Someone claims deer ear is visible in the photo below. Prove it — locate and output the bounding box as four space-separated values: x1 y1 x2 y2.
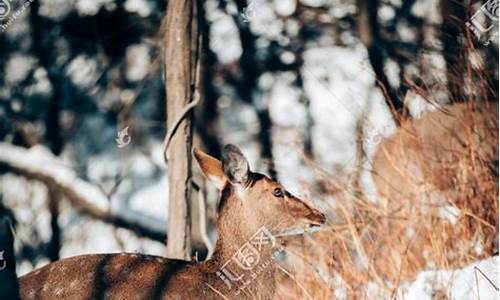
193 148 227 189
222 144 250 185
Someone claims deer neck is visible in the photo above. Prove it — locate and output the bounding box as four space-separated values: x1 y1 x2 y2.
204 188 279 297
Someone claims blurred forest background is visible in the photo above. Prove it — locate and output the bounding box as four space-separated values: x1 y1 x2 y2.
0 0 498 298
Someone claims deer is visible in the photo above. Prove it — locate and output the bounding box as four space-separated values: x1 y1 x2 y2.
18 144 326 300
369 101 498 277
372 101 498 207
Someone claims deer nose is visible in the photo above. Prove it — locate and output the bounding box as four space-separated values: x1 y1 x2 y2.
307 209 326 226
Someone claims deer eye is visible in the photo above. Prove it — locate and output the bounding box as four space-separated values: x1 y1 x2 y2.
273 188 284 198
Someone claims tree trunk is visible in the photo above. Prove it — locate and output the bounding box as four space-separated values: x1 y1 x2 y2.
163 0 200 260
30 0 64 262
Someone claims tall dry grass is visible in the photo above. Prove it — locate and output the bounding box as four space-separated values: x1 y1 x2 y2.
274 100 498 299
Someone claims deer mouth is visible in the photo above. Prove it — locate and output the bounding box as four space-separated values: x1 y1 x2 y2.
272 211 326 238
272 225 321 239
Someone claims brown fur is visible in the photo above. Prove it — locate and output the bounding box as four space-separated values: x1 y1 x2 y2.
373 102 498 205
19 147 325 299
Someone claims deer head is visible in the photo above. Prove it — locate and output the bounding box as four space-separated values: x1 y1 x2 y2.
194 144 325 250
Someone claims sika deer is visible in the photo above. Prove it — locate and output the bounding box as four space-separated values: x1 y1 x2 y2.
373 102 498 205
370 102 498 274
18 144 325 300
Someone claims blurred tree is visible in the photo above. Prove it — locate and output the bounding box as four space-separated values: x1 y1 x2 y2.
357 0 405 119
440 0 467 101
29 0 62 262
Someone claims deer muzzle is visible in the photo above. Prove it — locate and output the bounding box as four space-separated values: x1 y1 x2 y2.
306 208 326 227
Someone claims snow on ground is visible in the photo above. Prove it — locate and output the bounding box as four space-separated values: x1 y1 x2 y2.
398 256 499 300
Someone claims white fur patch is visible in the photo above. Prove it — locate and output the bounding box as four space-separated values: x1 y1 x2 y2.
236 185 247 200
69 279 78 289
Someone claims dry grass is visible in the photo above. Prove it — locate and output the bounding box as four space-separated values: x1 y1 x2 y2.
274 102 499 299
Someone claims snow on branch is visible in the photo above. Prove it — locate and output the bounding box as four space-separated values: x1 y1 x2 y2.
0 143 166 242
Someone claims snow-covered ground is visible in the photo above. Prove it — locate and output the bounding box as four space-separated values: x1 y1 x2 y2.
399 256 499 300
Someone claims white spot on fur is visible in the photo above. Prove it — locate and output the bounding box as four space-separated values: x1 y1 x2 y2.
69 279 78 288
113 260 125 271
104 290 115 298
26 290 35 300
